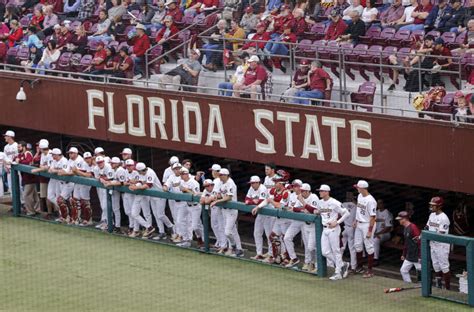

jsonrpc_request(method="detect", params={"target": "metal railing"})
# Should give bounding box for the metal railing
[10,163,328,278]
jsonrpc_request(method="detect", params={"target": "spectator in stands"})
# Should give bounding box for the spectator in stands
[373,199,393,266]
[239,23,270,55]
[336,11,365,44]
[202,19,228,72]
[454,91,472,122]
[21,45,42,73]
[20,0,41,15]
[41,5,59,37]
[425,0,452,31]
[282,58,310,102]
[6,19,23,47]
[263,23,296,72]
[88,10,112,42]
[391,0,417,29]
[136,3,155,25]
[292,8,307,39]
[240,6,259,35]
[155,15,178,51]
[24,26,43,49]
[37,39,60,74]
[342,0,363,24]
[77,0,96,20]
[84,41,107,76]
[131,23,150,78]
[0,22,9,43]
[459,0,474,32]
[30,8,45,30]
[361,0,378,25]
[266,0,282,13]
[16,141,39,216]
[403,35,435,91]
[108,0,127,23]
[150,0,167,29]
[3,4,20,26]
[50,24,62,43]
[292,61,331,104]
[441,0,466,33]
[325,9,348,40]
[66,25,87,54]
[156,48,202,91]
[57,24,73,50]
[270,5,295,38]
[114,46,134,79]
[333,0,350,18]
[453,19,474,53]
[233,55,268,99]
[380,0,405,28]
[225,20,245,51]
[431,37,452,86]
[399,0,433,32]
[90,46,119,77]
[165,0,183,23]
[64,0,81,17]
[40,0,63,13]
[218,52,249,96]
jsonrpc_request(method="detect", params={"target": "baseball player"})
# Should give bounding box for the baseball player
[128,162,156,238]
[283,179,305,267]
[425,196,451,290]
[3,130,18,195]
[94,147,110,164]
[262,163,277,258]
[245,175,269,260]
[299,183,319,272]
[341,192,357,273]
[31,139,54,218]
[0,151,5,198]
[163,162,187,243]
[48,149,69,222]
[316,184,350,280]
[101,157,126,232]
[373,199,393,266]
[208,164,227,252]
[179,167,203,247]
[122,159,139,235]
[210,168,244,257]
[396,211,422,283]
[71,152,94,226]
[252,170,291,264]
[120,148,133,165]
[93,156,115,230]
[353,180,377,278]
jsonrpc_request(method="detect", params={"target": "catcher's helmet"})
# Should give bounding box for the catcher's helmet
[273,169,290,183]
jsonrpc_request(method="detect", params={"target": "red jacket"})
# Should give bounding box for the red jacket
[156,24,179,43]
[7,28,23,47]
[242,32,270,50]
[273,14,294,34]
[292,17,307,38]
[166,7,183,23]
[30,15,45,29]
[324,19,347,41]
[18,151,37,185]
[132,34,150,57]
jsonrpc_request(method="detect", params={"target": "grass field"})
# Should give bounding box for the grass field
[0,213,470,312]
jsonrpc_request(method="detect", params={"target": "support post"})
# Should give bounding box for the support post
[201,204,210,253]
[107,189,113,233]
[315,216,326,277]
[11,167,21,217]
[421,235,431,297]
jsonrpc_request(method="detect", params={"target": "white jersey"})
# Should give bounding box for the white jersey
[181,178,200,206]
[3,142,18,163]
[162,166,173,184]
[342,202,357,227]
[68,155,84,172]
[319,197,347,226]
[125,169,139,184]
[356,193,377,223]
[40,150,53,168]
[375,209,393,233]
[51,156,69,172]
[165,174,182,194]
[217,177,237,200]
[212,177,222,198]
[246,184,268,203]
[264,175,275,189]
[93,163,114,181]
[113,166,127,183]
[427,212,450,235]
[75,158,93,174]
[143,168,162,191]
[304,193,320,209]
[201,187,214,199]
[288,192,304,210]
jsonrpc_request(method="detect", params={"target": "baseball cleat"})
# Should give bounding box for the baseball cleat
[329,274,343,281]
[250,255,265,261]
[262,257,275,264]
[172,236,183,243]
[309,263,317,273]
[234,249,244,258]
[55,217,66,223]
[435,277,443,288]
[129,231,141,238]
[95,222,105,229]
[177,241,192,248]
[171,233,179,240]
[225,248,235,256]
[285,258,300,268]
[142,227,156,238]
[301,263,309,271]
[342,262,350,278]
[217,248,227,254]
[355,266,364,274]
[362,271,374,278]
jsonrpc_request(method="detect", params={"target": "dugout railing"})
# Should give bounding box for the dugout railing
[421,230,473,307]
[10,163,327,278]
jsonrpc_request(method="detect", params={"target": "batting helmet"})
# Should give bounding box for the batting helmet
[273,169,290,183]
[429,196,444,206]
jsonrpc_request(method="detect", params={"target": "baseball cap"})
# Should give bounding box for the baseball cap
[395,211,409,220]
[165,0,176,5]
[281,4,290,10]
[180,167,189,174]
[68,147,79,154]
[135,162,146,171]
[454,90,464,98]
[317,184,331,192]
[111,157,121,164]
[172,162,182,169]
[83,152,92,158]
[249,176,261,183]
[209,164,221,171]
[38,139,49,149]
[300,59,310,66]
[429,196,444,206]
[135,23,146,31]
[96,156,105,163]
[53,24,61,30]
[169,156,179,165]
[121,148,132,155]
[434,38,445,45]
[3,130,15,137]
[125,159,135,166]
[245,6,253,13]
[94,147,104,155]
[52,148,62,155]
[353,180,369,189]
[203,179,214,186]
[219,168,230,175]
[248,55,260,63]
[292,179,303,187]
[301,183,311,191]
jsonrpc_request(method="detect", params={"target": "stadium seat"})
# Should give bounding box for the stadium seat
[70,53,83,72]
[448,31,466,49]
[350,81,376,112]
[79,54,93,72]
[442,93,455,105]
[359,26,381,45]
[440,32,456,46]
[87,23,99,35]
[148,45,163,74]
[19,16,30,28]
[6,46,19,65]
[426,30,441,39]
[432,102,454,120]
[344,44,368,80]
[308,23,327,41]
[387,29,411,48]
[359,45,383,81]
[295,39,314,57]
[372,27,396,46]
[108,40,119,50]
[16,46,30,63]
[0,42,7,63]
[70,20,82,30]
[57,52,73,72]
[410,29,425,42]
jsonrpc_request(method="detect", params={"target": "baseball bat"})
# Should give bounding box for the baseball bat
[384,285,421,293]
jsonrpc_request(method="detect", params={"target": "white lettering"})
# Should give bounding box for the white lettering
[106,92,125,134]
[350,120,372,167]
[148,97,168,140]
[205,104,227,148]
[183,101,202,144]
[87,89,105,130]
[321,117,345,163]
[254,109,275,154]
[301,114,324,160]
[170,99,180,142]
[277,112,299,157]
[126,95,146,137]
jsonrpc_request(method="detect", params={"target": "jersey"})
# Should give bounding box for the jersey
[125,169,139,184]
[113,166,127,183]
[201,187,214,199]
[342,202,357,227]
[3,142,18,163]
[76,158,93,175]
[162,166,173,183]
[288,192,304,210]
[245,184,268,205]
[318,197,347,226]
[165,174,182,194]
[68,155,84,172]
[268,187,290,208]
[427,212,450,247]
[296,193,319,214]
[264,175,275,189]
[181,178,200,206]
[217,177,237,200]
[356,193,377,223]
[40,150,53,168]
[93,163,114,181]
[51,156,69,173]
[143,168,162,191]
[375,209,393,234]
[212,177,222,199]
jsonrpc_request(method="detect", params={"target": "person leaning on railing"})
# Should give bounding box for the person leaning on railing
[155,15,178,50]
[113,46,135,80]
[202,19,228,72]
[83,41,107,75]
[233,55,268,99]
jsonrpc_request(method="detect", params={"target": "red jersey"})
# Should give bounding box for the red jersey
[30,15,45,29]
[325,19,347,41]
[166,7,183,23]
[432,47,452,66]
[243,64,268,86]
[273,14,295,34]
[121,56,134,78]
[309,68,330,91]
[292,68,309,86]
[57,32,72,48]
[132,34,150,57]
[269,187,289,203]
[292,17,307,38]
[242,32,270,50]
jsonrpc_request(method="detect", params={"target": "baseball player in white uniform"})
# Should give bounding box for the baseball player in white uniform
[93,156,114,230]
[283,179,305,267]
[200,178,225,250]
[179,167,203,247]
[210,168,244,257]
[162,156,180,222]
[31,139,54,217]
[56,147,82,224]
[120,148,133,165]
[101,157,126,232]
[426,196,451,290]
[48,149,70,222]
[316,184,350,280]
[164,162,187,243]
[122,159,139,235]
[373,199,393,265]
[300,183,319,272]
[3,130,18,195]
[341,192,357,272]
[0,151,5,198]
[208,164,227,252]
[245,176,269,260]
[71,152,94,226]
[262,163,277,258]
[353,180,377,278]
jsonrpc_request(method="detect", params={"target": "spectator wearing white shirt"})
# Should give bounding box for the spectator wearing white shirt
[37,39,60,75]
[218,53,249,96]
[392,0,417,29]
[361,0,378,25]
[342,0,363,24]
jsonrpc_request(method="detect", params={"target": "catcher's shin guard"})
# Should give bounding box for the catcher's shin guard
[80,199,92,222]
[57,196,68,219]
[269,232,281,260]
[69,197,79,222]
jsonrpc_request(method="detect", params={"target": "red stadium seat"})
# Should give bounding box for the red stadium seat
[350,81,376,112]
[70,53,83,72]
[372,27,396,46]
[448,31,466,49]
[359,26,381,45]
[432,103,454,120]
[79,54,93,72]
[16,46,30,63]
[440,32,456,45]
[426,30,441,39]
[387,29,411,48]
[359,45,383,81]
[295,39,314,57]
[57,52,73,72]
[344,44,368,80]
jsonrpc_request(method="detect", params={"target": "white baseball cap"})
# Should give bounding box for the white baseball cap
[180,167,189,174]
[3,130,15,137]
[248,176,261,183]
[203,179,214,186]
[38,139,49,149]
[135,23,146,31]
[68,147,78,154]
[209,164,221,171]
[292,179,303,187]
[53,24,61,30]
[317,184,331,192]
[125,159,135,166]
[52,148,62,155]
[301,183,311,191]
[354,180,369,189]
[169,156,179,165]
[121,148,132,155]
[136,162,146,171]
[219,168,230,175]
[94,147,105,155]
[83,152,92,158]
[248,55,260,63]
[172,162,182,169]
[96,156,105,163]
[111,157,121,164]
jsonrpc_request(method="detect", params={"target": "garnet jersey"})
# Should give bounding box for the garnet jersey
[318,197,347,226]
[356,193,377,223]
[245,184,268,205]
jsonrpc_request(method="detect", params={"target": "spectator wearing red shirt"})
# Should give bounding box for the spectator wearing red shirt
[263,23,296,72]
[15,141,39,216]
[30,8,45,30]
[399,0,433,31]
[325,9,348,41]
[233,55,268,99]
[292,8,307,39]
[431,37,452,86]
[156,16,179,51]
[84,41,107,73]
[7,20,23,47]
[114,46,135,80]
[132,23,151,78]
[166,0,183,22]
[293,61,331,104]
[57,24,73,50]
[271,5,295,36]
[198,0,219,15]
[240,23,271,53]
[282,59,310,102]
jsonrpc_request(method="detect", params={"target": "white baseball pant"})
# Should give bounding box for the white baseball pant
[322,225,344,275]
[187,204,203,239]
[374,232,391,260]
[302,223,316,264]
[222,208,241,249]
[73,184,91,200]
[150,197,173,234]
[254,214,275,256]
[272,218,291,254]
[210,206,227,248]
[59,182,74,200]
[284,220,305,260]
[122,193,135,230]
[176,201,190,240]
[131,195,152,231]
[111,190,121,227]
[354,222,375,255]
[430,242,450,273]
[96,188,108,222]
[341,225,357,270]
[0,169,4,197]
[47,179,60,208]
[400,259,421,283]
[168,199,179,224]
